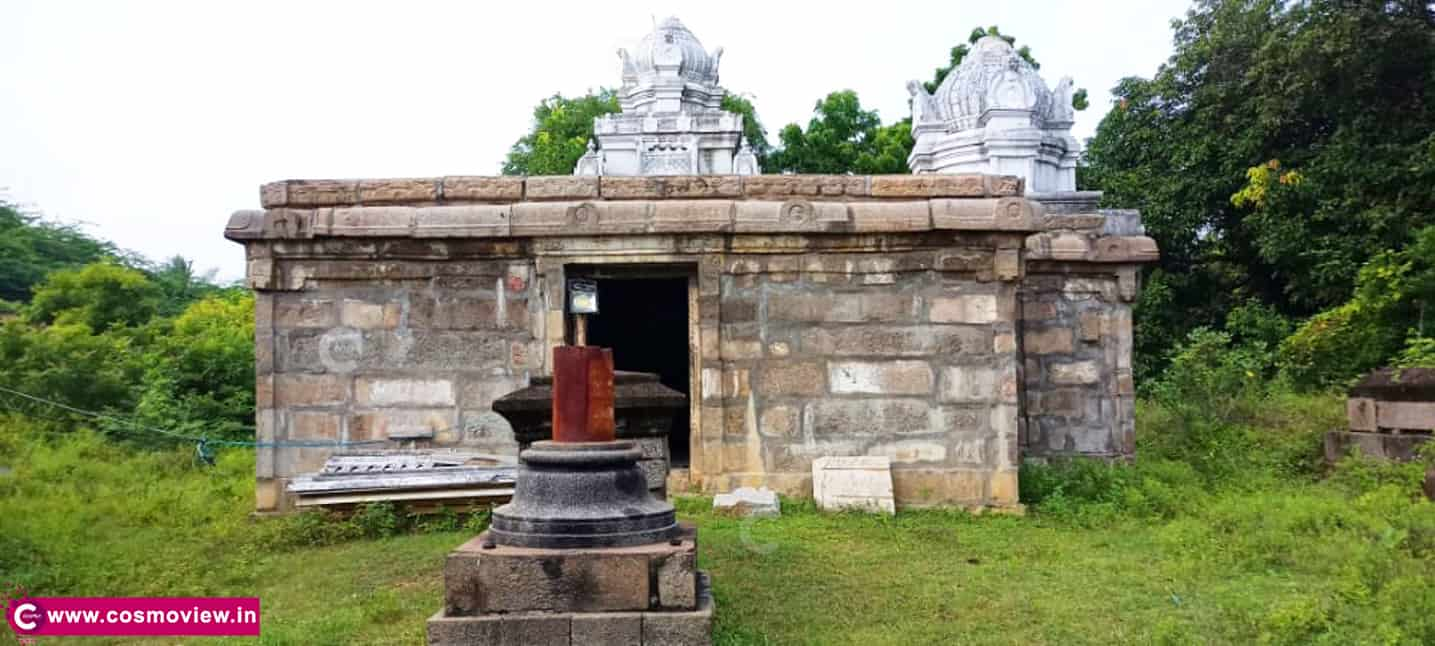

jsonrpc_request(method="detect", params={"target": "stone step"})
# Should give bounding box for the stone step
[427,572,713,646]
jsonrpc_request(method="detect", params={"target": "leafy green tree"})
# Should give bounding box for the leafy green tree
[1279,225,1435,387]
[767,90,912,174]
[923,26,1088,110]
[0,203,114,304]
[502,91,619,176]
[25,262,163,331]
[0,320,146,424]
[1084,0,1435,379]
[133,292,255,443]
[145,255,230,317]
[720,93,772,169]
[501,89,772,175]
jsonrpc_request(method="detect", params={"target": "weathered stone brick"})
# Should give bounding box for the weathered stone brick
[652,200,733,232]
[477,552,649,613]
[273,374,348,407]
[273,298,337,328]
[721,366,751,399]
[570,613,641,645]
[732,200,849,233]
[283,179,358,207]
[767,292,914,322]
[600,175,740,199]
[1031,389,1084,416]
[759,405,799,437]
[807,399,930,436]
[499,614,571,646]
[720,339,763,360]
[440,176,523,201]
[350,409,457,442]
[800,325,991,357]
[990,175,1024,196]
[655,549,697,609]
[354,378,455,407]
[1050,361,1100,385]
[1348,397,1377,432]
[524,176,598,200]
[949,433,990,465]
[357,178,437,204]
[890,469,986,505]
[932,197,1037,230]
[930,294,999,324]
[757,362,825,396]
[339,299,400,329]
[410,295,527,330]
[868,439,947,464]
[741,174,867,198]
[848,201,930,232]
[827,361,933,395]
[426,612,501,646]
[1376,401,1435,431]
[413,205,511,238]
[870,174,986,197]
[1078,311,1104,342]
[289,412,340,440]
[940,365,998,403]
[1024,327,1073,354]
[989,470,1019,505]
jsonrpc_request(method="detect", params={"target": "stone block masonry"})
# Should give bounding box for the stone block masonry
[227,174,1156,511]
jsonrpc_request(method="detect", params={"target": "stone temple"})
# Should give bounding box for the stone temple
[226,17,1156,514]
[573,17,759,177]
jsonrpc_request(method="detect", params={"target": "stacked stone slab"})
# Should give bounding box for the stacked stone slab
[225,173,1157,512]
[1327,368,1435,463]
[428,526,710,645]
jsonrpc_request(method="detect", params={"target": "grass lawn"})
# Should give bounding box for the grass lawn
[3,394,1434,645]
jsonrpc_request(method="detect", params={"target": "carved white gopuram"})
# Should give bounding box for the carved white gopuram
[573,17,759,176]
[907,35,1080,194]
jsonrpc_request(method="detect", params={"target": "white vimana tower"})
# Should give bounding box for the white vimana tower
[906,35,1080,194]
[573,17,759,177]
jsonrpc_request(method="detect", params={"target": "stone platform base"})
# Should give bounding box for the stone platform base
[428,523,712,645]
[1326,430,1432,463]
[427,573,713,646]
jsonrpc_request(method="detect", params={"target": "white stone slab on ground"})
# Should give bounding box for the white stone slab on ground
[812,456,896,514]
[712,487,780,517]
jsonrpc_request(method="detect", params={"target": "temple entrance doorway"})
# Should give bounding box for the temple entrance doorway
[567,265,695,467]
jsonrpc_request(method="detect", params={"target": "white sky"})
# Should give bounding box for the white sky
[0,0,1189,282]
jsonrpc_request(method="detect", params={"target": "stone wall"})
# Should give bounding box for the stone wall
[227,174,1156,511]
[705,247,1022,506]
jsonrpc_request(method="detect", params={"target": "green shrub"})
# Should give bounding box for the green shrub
[1395,336,1435,368]
[1278,302,1403,389]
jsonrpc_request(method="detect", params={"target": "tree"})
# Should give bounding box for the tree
[502,91,620,176]
[501,89,772,175]
[0,203,114,304]
[720,93,772,169]
[25,262,162,331]
[767,90,912,174]
[1083,0,1435,380]
[923,26,1088,111]
[145,255,230,317]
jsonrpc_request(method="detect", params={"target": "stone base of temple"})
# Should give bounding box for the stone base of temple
[426,525,712,645]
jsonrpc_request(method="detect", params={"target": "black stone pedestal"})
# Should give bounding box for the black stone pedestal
[489,440,679,549]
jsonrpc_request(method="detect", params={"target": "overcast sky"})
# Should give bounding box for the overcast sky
[0,0,1190,281]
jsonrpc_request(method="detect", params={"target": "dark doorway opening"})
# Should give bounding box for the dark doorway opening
[571,269,692,467]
